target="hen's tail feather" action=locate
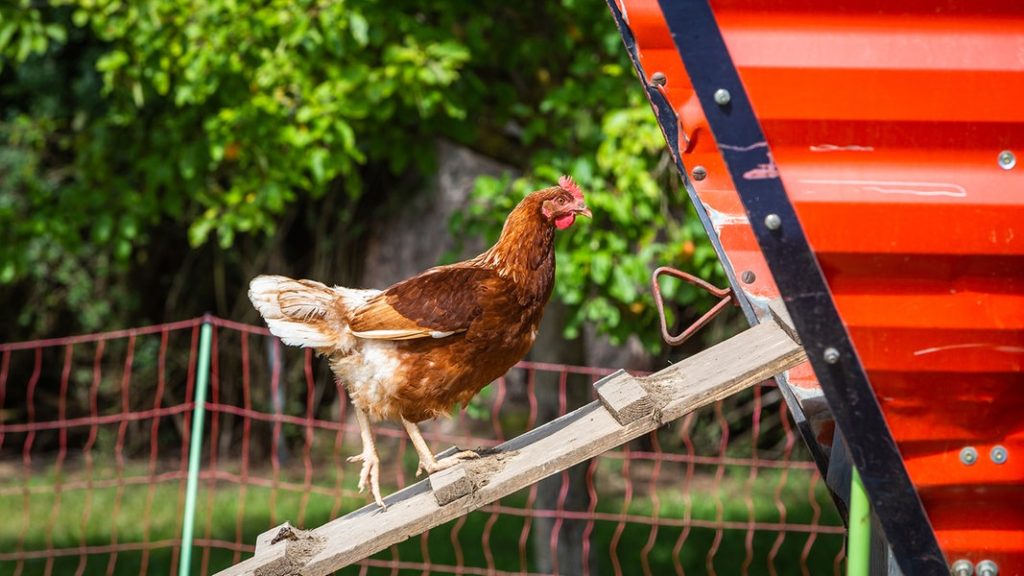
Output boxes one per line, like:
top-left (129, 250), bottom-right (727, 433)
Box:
top-left (248, 275), bottom-right (342, 349)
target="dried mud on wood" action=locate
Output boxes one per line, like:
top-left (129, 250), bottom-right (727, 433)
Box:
top-left (254, 526), bottom-right (325, 576)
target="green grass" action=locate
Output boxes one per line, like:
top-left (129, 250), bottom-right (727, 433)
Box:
top-left (0, 460), bottom-right (844, 575)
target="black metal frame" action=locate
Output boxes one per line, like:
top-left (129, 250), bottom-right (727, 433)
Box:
top-left (646, 1), bottom-right (947, 574)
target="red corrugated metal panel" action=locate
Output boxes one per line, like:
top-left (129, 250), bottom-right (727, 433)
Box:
top-left (617, 0), bottom-right (1024, 570)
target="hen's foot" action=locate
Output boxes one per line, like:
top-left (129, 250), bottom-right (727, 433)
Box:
top-left (417, 450), bottom-right (480, 477)
top-left (347, 451), bottom-right (386, 510)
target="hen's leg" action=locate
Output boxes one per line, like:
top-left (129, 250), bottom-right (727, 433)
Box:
top-left (402, 417), bottom-right (438, 475)
top-left (347, 407), bottom-right (385, 509)
top-left (401, 417), bottom-right (478, 476)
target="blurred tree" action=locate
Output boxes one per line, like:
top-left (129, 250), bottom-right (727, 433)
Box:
top-left (1, 3), bottom-right (735, 571)
top-left (1, 0), bottom-right (477, 334)
top-left (0, 0), bottom-right (724, 352)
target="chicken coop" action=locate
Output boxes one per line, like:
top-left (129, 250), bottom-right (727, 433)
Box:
top-left (602, 0), bottom-right (1024, 575)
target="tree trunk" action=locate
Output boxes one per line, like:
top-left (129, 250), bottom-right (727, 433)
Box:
top-left (529, 301), bottom-right (596, 575)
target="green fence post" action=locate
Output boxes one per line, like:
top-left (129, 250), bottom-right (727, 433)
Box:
top-left (847, 467), bottom-right (871, 576)
top-left (179, 316), bottom-right (213, 576)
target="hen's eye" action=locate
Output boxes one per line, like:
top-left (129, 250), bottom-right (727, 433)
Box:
top-left (558, 197), bottom-right (567, 205)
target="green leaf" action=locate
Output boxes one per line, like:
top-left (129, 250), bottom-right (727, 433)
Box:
top-left (349, 12), bottom-right (369, 46)
top-left (591, 252), bottom-right (611, 284)
top-left (0, 262), bottom-right (15, 284)
top-left (608, 266), bottom-right (637, 302)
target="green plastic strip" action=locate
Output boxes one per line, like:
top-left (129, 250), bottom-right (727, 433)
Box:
top-left (847, 467), bottom-right (871, 576)
top-left (179, 320), bottom-right (213, 576)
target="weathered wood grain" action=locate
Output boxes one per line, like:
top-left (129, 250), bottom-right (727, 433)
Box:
top-left (213, 538), bottom-right (291, 576)
top-left (594, 369), bottom-right (653, 425)
top-left (214, 316), bottom-right (806, 576)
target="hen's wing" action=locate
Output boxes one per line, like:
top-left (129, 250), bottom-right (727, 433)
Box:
top-left (348, 266), bottom-right (498, 341)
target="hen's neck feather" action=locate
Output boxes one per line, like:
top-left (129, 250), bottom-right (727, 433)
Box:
top-left (475, 201), bottom-right (556, 299)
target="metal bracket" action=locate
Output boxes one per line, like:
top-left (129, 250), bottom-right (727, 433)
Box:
top-left (651, 266), bottom-right (733, 346)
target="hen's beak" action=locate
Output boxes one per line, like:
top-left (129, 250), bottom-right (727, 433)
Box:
top-left (574, 200), bottom-right (592, 218)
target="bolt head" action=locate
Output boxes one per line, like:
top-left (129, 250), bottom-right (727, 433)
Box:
top-left (951, 559), bottom-right (974, 576)
top-left (823, 347), bottom-right (840, 364)
top-left (764, 213), bottom-right (782, 231)
top-left (990, 445), bottom-right (1008, 464)
top-left (650, 72), bottom-right (667, 87)
top-left (741, 270), bottom-right (756, 284)
top-left (976, 559), bottom-right (999, 576)
top-left (713, 88), bottom-right (731, 106)
top-left (998, 150), bottom-right (1016, 170)
top-left (691, 166), bottom-right (707, 181)
top-left (960, 446), bottom-right (978, 465)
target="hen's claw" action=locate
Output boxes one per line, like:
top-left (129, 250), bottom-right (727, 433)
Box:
top-left (349, 408), bottom-right (386, 510)
top-left (417, 449), bottom-right (480, 477)
top-left (348, 450), bottom-right (386, 510)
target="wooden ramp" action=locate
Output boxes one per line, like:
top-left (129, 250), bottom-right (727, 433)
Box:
top-left (215, 303), bottom-right (806, 576)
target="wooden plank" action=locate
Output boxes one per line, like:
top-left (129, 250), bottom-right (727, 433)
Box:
top-left (213, 317), bottom-right (805, 576)
top-left (217, 523), bottom-right (324, 576)
top-left (594, 369), bottom-right (652, 425)
top-left (211, 540), bottom-right (290, 576)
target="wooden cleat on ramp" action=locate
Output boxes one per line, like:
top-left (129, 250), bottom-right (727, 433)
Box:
top-left (429, 465), bottom-right (474, 506)
top-left (593, 369), bottom-right (652, 425)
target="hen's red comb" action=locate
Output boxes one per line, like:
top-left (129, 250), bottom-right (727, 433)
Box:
top-left (559, 175), bottom-right (584, 200)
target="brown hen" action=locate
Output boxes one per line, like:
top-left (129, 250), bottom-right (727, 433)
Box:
top-left (248, 177), bottom-right (590, 508)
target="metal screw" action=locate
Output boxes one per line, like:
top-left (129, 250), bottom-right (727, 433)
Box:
top-left (741, 270), bottom-right (756, 284)
top-left (976, 559), bottom-right (999, 576)
top-left (691, 166), bottom-right (707, 181)
top-left (998, 150), bottom-right (1016, 170)
top-left (650, 72), bottom-right (667, 87)
top-left (713, 88), bottom-right (731, 106)
top-left (960, 446), bottom-right (978, 466)
top-left (823, 348), bottom-right (840, 364)
top-left (990, 445), bottom-right (1008, 464)
top-left (952, 560), bottom-right (974, 576)
top-left (764, 213), bottom-right (782, 230)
